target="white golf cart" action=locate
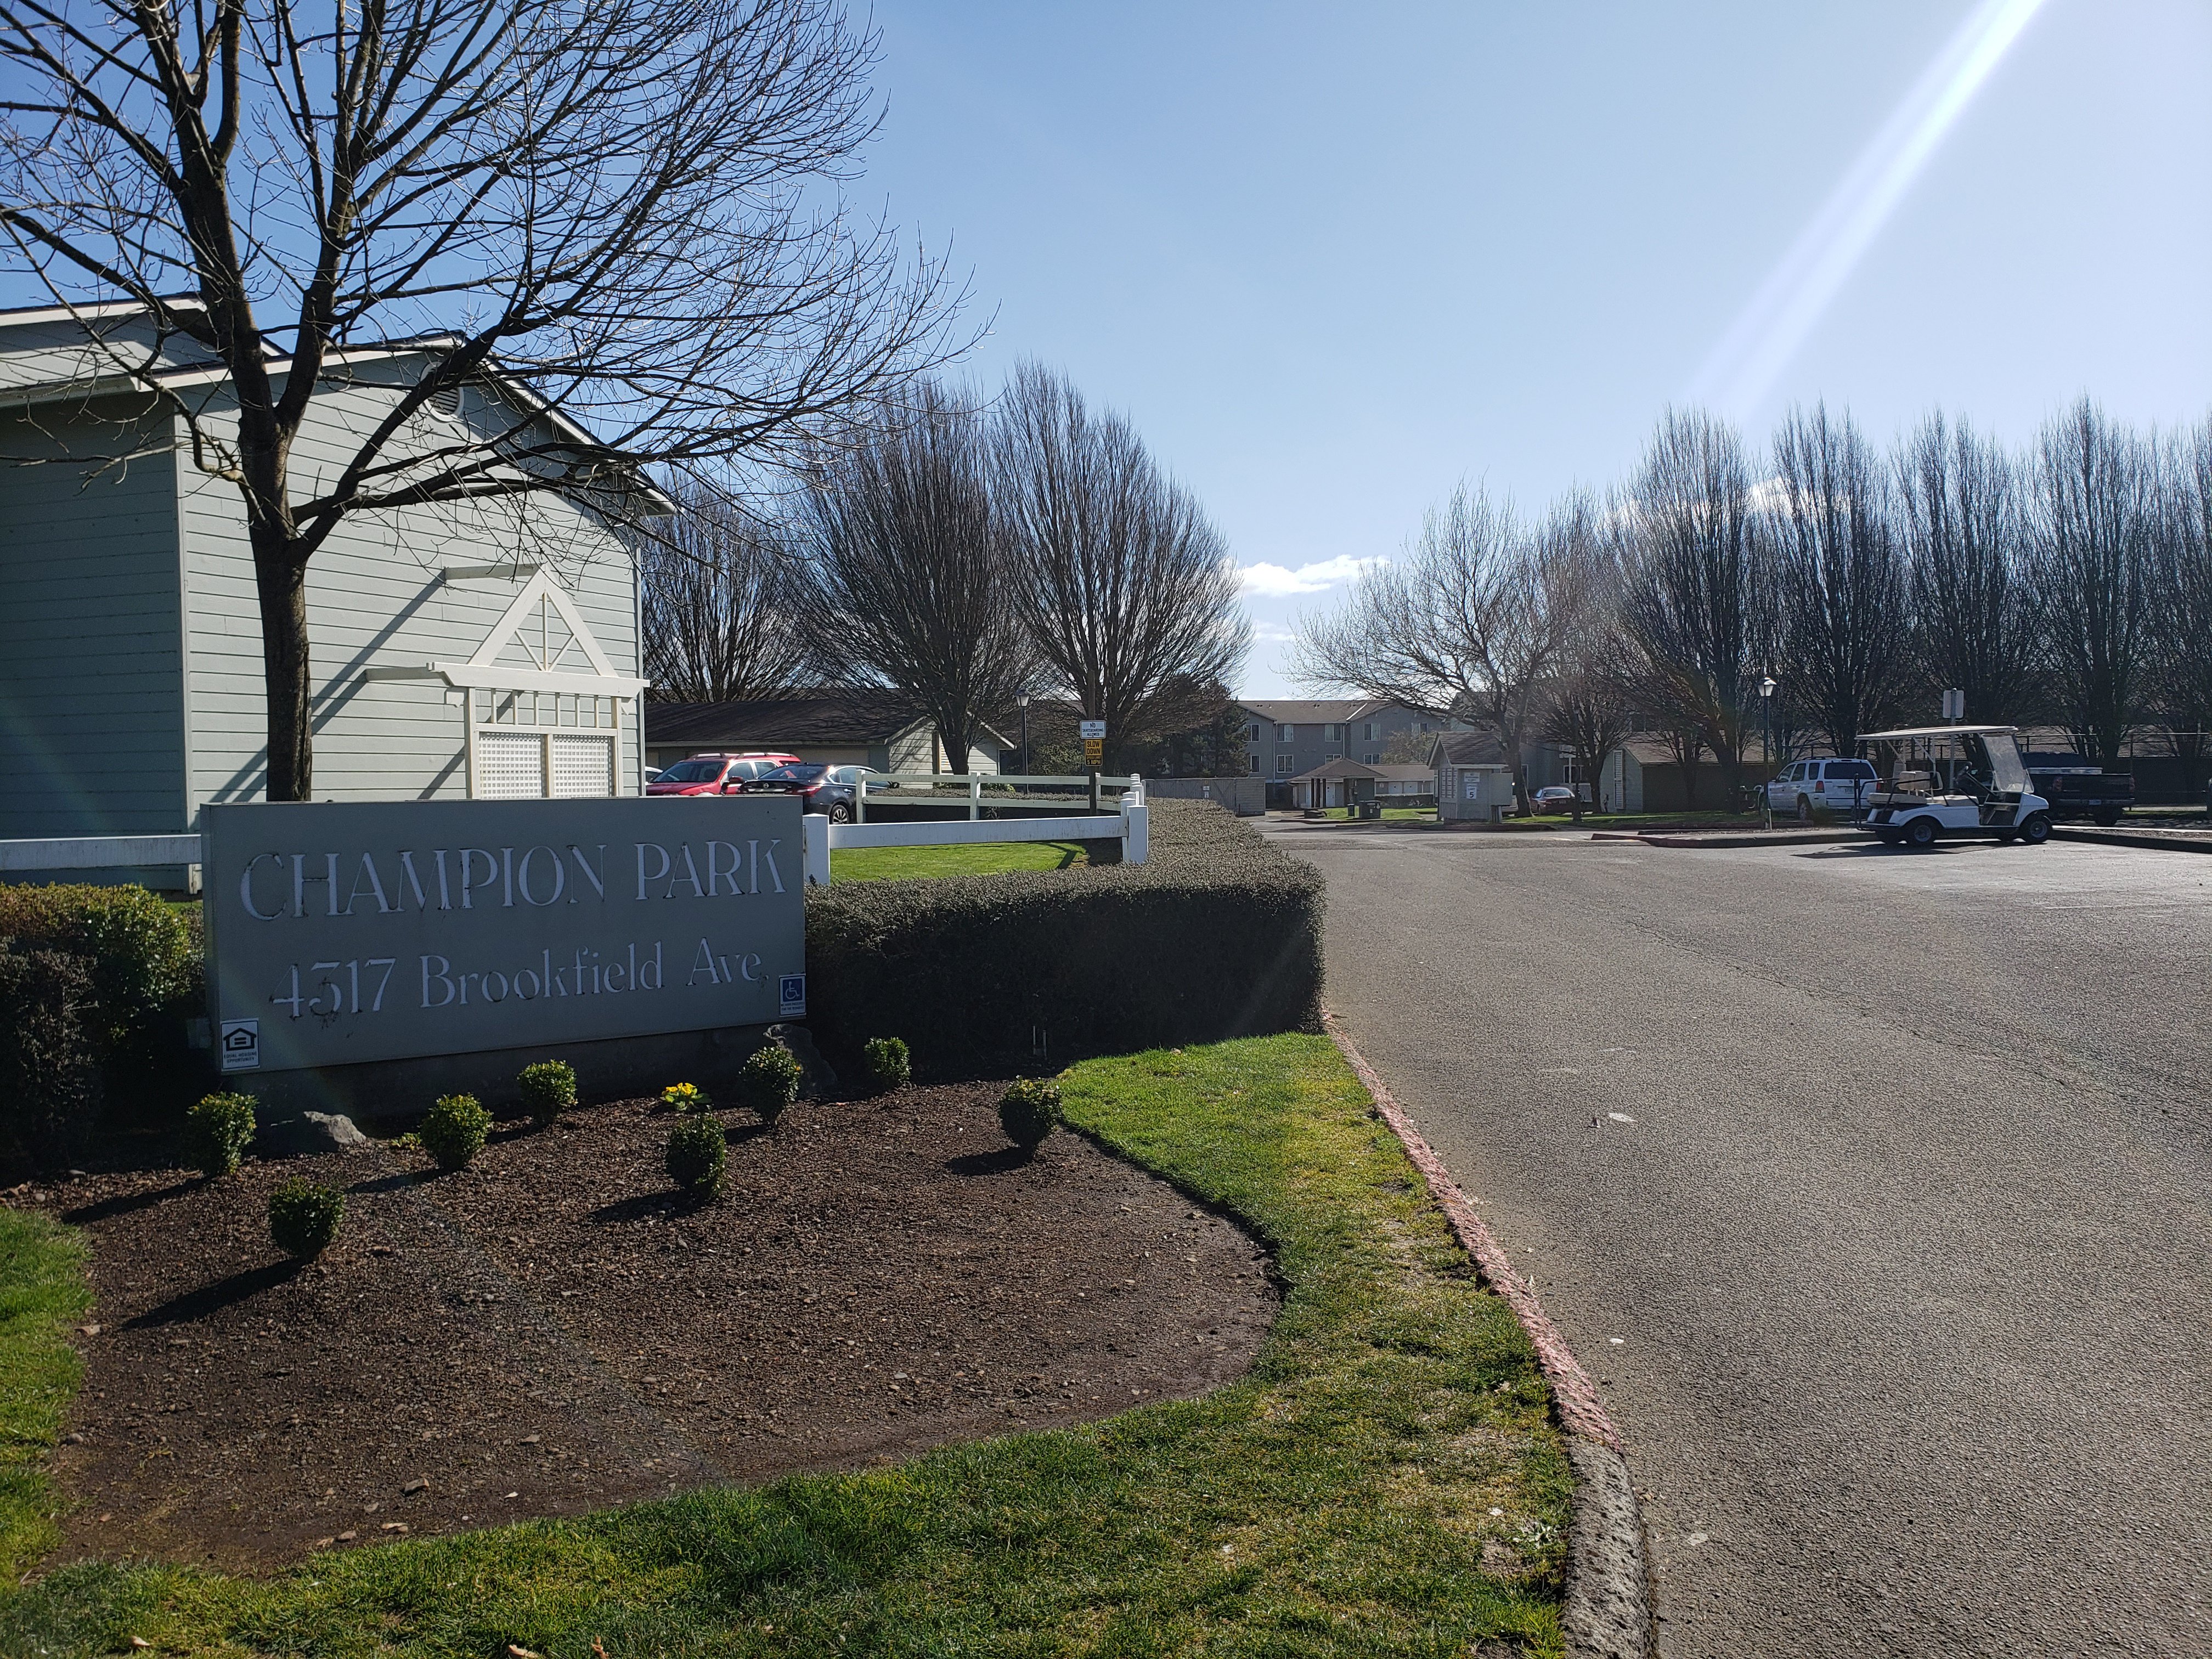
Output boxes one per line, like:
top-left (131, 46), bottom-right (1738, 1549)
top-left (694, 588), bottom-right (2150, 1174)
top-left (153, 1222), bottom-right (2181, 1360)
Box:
top-left (1858, 725), bottom-right (2055, 849)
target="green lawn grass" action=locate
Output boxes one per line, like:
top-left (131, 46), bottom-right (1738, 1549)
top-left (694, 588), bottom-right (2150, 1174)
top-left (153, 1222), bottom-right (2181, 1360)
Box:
top-left (0, 1207), bottom-right (89, 1583)
top-left (0, 1034), bottom-right (1570, 1657)
top-left (830, 840), bottom-right (1089, 881)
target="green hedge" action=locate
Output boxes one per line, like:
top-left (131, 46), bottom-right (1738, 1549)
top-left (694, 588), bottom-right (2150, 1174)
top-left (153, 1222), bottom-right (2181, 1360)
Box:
top-left (804, 799), bottom-right (1322, 1076)
top-left (0, 949), bottom-right (104, 1171)
top-left (0, 884), bottom-right (208, 1170)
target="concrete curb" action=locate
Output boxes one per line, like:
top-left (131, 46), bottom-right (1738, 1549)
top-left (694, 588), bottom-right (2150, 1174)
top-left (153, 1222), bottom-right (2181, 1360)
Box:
top-left (1321, 1012), bottom-right (1654, 1659)
top-left (2051, 825), bottom-right (2212, 854)
top-left (1620, 828), bottom-right (1863, 849)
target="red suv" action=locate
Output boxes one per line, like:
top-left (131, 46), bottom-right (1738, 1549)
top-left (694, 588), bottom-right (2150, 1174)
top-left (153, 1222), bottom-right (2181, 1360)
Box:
top-left (645, 752), bottom-right (802, 797)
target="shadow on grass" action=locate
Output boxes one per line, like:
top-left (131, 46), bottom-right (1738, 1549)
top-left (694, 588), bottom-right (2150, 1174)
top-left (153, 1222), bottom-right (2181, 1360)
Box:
top-left (122, 1258), bottom-right (307, 1328)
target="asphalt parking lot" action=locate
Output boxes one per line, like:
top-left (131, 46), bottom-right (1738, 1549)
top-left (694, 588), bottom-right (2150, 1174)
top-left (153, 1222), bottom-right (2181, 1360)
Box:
top-left (1278, 826), bottom-right (2212, 1658)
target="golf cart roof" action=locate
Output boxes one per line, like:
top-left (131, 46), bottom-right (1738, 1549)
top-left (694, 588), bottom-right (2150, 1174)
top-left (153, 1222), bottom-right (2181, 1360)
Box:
top-left (1859, 725), bottom-right (2020, 742)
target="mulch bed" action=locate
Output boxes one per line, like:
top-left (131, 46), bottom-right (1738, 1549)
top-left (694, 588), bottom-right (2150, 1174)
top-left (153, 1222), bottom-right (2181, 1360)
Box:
top-left (11, 1083), bottom-right (1277, 1572)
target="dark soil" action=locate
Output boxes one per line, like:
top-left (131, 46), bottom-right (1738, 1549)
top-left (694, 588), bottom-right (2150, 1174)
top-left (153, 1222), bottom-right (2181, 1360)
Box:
top-left (13, 1083), bottom-right (1277, 1571)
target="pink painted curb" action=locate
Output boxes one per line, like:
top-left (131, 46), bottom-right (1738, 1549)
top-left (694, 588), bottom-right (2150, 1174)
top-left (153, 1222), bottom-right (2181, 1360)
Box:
top-left (1322, 1011), bottom-right (1623, 1453)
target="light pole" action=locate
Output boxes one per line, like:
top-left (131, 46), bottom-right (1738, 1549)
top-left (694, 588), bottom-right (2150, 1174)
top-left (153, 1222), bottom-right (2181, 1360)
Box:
top-left (1758, 675), bottom-right (1778, 830)
top-left (1017, 693), bottom-right (1030, 788)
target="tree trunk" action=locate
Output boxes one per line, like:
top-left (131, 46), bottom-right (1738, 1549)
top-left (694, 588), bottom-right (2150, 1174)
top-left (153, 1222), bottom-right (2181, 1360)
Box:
top-left (253, 536), bottom-right (313, 802)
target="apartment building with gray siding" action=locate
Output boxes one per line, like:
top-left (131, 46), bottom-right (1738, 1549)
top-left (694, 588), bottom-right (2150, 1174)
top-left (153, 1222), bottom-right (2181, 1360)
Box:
top-left (0, 306), bottom-right (650, 883)
top-left (1234, 699), bottom-right (1446, 780)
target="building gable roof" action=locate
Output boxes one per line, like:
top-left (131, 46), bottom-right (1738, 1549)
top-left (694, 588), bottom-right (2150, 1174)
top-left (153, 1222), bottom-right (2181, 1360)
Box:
top-left (1237, 698), bottom-right (1406, 724)
top-left (1431, 729), bottom-right (1509, 767)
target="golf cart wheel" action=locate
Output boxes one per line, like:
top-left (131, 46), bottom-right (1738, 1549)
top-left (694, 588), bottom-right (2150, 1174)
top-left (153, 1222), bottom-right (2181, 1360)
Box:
top-left (1796, 794), bottom-right (1813, 822)
top-left (1905, 816), bottom-right (1938, 849)
top-left (829, 802), bottom-right (853, 825)
top-left (2019, 811), bottom-right (2052, 845)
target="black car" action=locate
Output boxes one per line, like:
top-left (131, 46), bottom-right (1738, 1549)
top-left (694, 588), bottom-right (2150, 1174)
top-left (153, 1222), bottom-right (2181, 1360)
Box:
top-left (747, 763), bottom-right (870, 822)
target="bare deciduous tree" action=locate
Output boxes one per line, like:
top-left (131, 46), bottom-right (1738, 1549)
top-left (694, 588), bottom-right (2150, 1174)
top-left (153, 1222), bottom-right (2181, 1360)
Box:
top-left (1616, 408), bottom-right (1768, 798)
top-left (1293, 485), bottom-right (1586, 813)
top-left (995, 362), bottom-right (1246, 772)
top-left (1767, 402), bottom-right (1908, 755)
top-left (1895, 411), bottom-right (2036, 726)
top-left (2148, 417), bottom-right (2212, 792)
top-left (797, 380), bottom-right (1028, 773)
top-left (639, 482), bottom-right (809, 703)
top-left (2026, 398), bottom-right (2158, 766)
top-left (0, 0), bottom-right (960, 797)
top-left (1538, 506), bottom-right (1637, 817)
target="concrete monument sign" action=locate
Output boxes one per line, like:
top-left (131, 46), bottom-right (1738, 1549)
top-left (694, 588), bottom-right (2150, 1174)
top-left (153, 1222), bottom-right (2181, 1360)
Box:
top-left (202, 797), bottom-right (805, 1076)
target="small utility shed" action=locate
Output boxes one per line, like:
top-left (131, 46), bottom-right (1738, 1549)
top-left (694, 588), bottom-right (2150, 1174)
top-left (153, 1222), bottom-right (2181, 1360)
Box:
top-left (1431, 730), bottom-right (1516, 821)
top-left (644, 692), bottom-right (1008, 775)
top-left (0, 304), bottom-right (652, 881)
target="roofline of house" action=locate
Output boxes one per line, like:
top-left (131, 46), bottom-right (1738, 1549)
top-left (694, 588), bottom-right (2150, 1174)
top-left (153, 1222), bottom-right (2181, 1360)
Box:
top-left (0, 317), bottom-right (674, 518)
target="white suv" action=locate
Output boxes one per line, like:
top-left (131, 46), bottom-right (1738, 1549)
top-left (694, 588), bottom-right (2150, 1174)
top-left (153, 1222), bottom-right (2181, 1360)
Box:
top-left (1765, 757), bottom-right (1877, 820)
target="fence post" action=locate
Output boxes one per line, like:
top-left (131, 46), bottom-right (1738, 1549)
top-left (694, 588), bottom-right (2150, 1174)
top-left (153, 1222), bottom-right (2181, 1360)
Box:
top-left (854, 772), bottom-right (866, 824)
top-left (1122, 798), bottom-right (1149, 865)
top-left (802, 812), bottom-right (831, 886)
top-left (1090, 770), bottom-right (1101, 814)
top-left (970, 774), bottom-right (981, 821)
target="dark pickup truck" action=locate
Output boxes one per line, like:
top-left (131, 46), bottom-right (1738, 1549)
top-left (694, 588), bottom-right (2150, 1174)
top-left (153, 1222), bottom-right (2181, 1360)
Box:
top-left (2023, 752), bottom-right (2134, 826)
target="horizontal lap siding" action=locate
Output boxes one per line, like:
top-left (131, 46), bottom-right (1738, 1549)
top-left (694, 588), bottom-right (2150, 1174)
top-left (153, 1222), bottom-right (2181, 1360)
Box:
top-left (183, 377), bottom-right (642, 814)
top-left (0, 406), bottom-right (183, 838)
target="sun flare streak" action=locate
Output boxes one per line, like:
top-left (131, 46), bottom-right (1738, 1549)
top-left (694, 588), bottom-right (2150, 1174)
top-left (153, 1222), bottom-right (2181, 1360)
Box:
top-left (1688, 0), bottom-right (2049, 417)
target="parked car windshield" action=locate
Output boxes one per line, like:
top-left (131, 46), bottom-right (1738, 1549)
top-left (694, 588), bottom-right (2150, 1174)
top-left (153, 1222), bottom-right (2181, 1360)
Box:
top-left (758, 765), bottom-right (830, 784)
top-left (656, 759), bottom-right (726, 782)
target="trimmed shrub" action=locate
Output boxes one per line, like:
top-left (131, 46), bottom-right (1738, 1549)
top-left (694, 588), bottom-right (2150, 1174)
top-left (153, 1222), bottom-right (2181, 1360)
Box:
top-left (184, 1092), bottom-right (257, 1178)
top-left (418, 1092), bottom-right (491, 1171)
top-left (0, 884), bottom-right (199, 1049)
top-left (736, 1046), bottom-right (802, 1126)
top-left (660, 1081), bottom-right (712, 1114)
top-left (999, 1077), bottom-right (1062, 1152)
top-left (269, 1178), bottom-right (345, 1257)
top-left (517, 1060), bottom-right (578, 1128)
top-left (0, 947), bottom-right (103, 1172)
top-left (804, 800), bottom-right (1322, 1077)
top-left (666, 1115), bottom-right (727, 1198)
top-left (859, 1036), bottom-right (911, 1094)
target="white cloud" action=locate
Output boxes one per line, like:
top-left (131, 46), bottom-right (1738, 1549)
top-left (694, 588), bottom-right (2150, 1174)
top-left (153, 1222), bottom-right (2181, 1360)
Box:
top-left (1238, 554), bottom-right (1387, 597)
top-left (1251, 622), bottom-right (1297, 644)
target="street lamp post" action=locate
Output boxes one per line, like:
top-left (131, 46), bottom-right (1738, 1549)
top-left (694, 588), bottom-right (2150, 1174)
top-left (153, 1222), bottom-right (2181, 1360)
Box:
top-left (1759, 675), bottom-right (1778, 830)
top-left (1017, 693), bottom-right (1031, 789)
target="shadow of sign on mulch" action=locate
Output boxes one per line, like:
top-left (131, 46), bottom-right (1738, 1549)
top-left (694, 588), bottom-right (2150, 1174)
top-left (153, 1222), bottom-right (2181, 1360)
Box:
top-left (27, 1084), bottom-right (1277, 1572)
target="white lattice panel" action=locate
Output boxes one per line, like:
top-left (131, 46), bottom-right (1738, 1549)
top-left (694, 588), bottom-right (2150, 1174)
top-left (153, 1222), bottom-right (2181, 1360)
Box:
top-left (475, 729), bottom-right (545, 799)
top-left (548, 732), bottom-right (616, 798)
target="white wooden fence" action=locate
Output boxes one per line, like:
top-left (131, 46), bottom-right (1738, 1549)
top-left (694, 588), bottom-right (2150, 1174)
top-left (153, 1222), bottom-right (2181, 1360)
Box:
top-left (851, 771), bottom-right (1143, 822)
top-left (804, 775), bottom-right (1147, 884)
top-left (0, 777), bottom-right (1151, 890)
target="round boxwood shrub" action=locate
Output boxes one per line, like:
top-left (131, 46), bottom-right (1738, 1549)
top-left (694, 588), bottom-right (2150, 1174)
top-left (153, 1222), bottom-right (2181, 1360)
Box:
top-left (418, 1092), bottom-right (490, 1171)
top-left (859, 1036), bottom-right (911, 1095)
top-left (269, 1177), bottom-right (345, 1258)
top-left (659, 1081), bottom-right (711, 1114)
top-left (999, 1077), bottom-right (1063, 1152)
top-left (184, 1091), bottom-right (257, 1179)
top-left (517, 1060), bottom-right (577, 1128)
top-left (666, 1114), bottom-right (727, 1198)
top-left (737, 1046), bottom-right (802, 1126)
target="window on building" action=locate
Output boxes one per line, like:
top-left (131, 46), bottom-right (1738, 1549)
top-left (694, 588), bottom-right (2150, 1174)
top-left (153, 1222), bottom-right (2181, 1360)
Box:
top-left (1278, 724), bottom-right (1294, 742)
top-left (1418, 720), bottom-right (1432, 733)
top-left (1363, 721), bottom-right (1379, 741)
top-left (1362, 752), bottom-right (1380, 764)
top-left (1276, 754), bottom-right (1295, 775)
top-left (1248, 722), bottom-right (1262, 741)
top-left (1559, 748), bottom-right (1581, 789)
top-left (1324, 723), bottom-right (1344, 741)
top-left (1248, 754), bottom-right (1261, 774)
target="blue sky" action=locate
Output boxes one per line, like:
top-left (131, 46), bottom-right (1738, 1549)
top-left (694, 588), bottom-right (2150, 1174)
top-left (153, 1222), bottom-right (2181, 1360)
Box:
top-left (860, 1), bottom-right (2212, 697)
